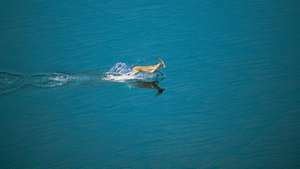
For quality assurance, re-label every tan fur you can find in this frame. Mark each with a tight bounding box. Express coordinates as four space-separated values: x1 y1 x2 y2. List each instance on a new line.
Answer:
132 63 162 74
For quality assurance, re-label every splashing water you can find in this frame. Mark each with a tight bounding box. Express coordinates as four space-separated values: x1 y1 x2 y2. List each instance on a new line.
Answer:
108 62 132 74
102 62 165 82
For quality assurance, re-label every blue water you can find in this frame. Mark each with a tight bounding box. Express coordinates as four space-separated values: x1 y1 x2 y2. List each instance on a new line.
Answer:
0 0 299 169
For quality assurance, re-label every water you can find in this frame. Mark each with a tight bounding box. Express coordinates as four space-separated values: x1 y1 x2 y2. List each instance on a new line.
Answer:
0 0 299 169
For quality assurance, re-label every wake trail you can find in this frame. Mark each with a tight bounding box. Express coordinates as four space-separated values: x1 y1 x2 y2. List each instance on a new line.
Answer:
0 72 25 95
0 72 102 95
0 62 166 95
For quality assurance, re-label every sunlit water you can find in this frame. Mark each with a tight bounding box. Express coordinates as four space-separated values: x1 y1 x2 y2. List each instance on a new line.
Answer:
0 0 299 169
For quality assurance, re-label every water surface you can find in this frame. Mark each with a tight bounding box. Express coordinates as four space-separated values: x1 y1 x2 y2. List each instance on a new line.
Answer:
0 0 299 169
